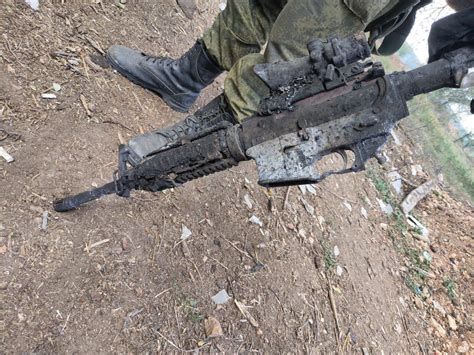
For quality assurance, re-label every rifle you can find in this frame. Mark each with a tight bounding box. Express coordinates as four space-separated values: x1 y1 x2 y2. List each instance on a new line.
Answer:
53 36 474 212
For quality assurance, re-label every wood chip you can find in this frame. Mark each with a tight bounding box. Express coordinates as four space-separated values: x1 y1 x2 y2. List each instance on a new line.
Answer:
234 299 259 329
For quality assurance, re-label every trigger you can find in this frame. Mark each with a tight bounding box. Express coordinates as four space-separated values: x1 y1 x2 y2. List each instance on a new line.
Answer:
336 149 349 169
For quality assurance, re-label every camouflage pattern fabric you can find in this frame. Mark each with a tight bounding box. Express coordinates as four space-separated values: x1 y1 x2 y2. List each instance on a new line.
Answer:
203 0 397 121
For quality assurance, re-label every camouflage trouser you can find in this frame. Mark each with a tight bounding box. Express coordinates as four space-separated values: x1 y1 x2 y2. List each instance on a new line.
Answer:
203 0 395 121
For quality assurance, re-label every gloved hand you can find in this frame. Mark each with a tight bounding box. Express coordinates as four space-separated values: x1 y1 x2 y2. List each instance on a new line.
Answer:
428 7 474 63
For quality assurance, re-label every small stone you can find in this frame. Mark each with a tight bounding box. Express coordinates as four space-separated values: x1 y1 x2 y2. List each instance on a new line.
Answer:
334 246 340 257
394 322 402 335
336 265 343 276
18 313 26 322
380 223 389 231
414 297 423 309
0 281 8 290
121 237 130 251
457 341 470 353
177 0 197 19
430 318 446 337
447 315 458 330
432 300 446 317
343 202 352 212
242 194 253 209
361 207 368 219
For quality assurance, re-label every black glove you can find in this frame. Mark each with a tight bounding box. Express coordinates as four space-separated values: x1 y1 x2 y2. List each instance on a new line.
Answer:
428 7 474 63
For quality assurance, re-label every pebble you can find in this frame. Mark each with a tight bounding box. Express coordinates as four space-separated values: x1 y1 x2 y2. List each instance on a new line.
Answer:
447 315 458 330
242 194 253 209
430 318 446 337
433 300 446 317
414 297 423 309
457 341 470 353
361 207 368 219
336 265 343 276
334 246 340 257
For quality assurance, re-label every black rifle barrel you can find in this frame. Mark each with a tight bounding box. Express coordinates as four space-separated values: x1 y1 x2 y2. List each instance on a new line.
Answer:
53 182 116 212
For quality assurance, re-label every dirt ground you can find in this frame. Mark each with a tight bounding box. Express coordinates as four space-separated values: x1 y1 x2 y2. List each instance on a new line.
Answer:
0 0 472 353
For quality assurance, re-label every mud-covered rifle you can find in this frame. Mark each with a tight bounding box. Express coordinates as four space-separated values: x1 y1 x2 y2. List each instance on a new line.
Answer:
53 35 474 212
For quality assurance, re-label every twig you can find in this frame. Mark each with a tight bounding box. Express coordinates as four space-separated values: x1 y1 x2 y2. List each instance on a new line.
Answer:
102 120 136 133
154 288 171 299
209 256 230 271
323 187 359 206
283 186 291 210
155 330 183 351
84 238 110 252
326 273 341 344
218 235 253 260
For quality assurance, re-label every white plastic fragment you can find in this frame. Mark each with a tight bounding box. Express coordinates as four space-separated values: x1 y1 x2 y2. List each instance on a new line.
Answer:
212 289 231 305
25 0 39 11
0 147 14 163
407 215 430 239
180 225 192 241
53 83 61 92
306 185 317 195
249 215 263 227
298 185 307 195
218 2 226 11
41 93 57 99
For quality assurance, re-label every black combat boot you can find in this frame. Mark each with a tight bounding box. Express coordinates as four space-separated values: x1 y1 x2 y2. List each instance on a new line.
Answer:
107 40 223 113
126 94 237 166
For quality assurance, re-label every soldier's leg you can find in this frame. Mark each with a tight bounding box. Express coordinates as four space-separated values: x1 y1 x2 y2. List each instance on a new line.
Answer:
107 0 287 113
224 0 394 121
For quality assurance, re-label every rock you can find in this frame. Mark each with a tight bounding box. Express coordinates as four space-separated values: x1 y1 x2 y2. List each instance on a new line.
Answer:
177 0 197 19
422 251 432 263
343 202 352 212
212 290 231 305
249 215 263 227
414 297 423 309
242 194 253 209
407 215 429 239
361 207 368 219
432 300 446 316
181 225 192 241
447 315 458 330
457 341 470 353
380 223 389 231
334 246 340 257
0 281 8 290
204 316 224 338
430 318 446 337
387 171 403 195
336 265 343 276
300 198 315 215
401 180 435 215
377 198 394 215
394 322 402 335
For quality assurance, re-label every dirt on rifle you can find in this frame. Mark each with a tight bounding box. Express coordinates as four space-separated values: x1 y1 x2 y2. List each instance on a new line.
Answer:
0 1 472 353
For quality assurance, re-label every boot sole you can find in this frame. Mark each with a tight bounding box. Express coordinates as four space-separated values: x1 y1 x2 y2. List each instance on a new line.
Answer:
106 53 189 113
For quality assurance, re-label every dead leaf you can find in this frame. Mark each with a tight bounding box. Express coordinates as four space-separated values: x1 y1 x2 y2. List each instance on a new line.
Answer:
204 316 223 338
